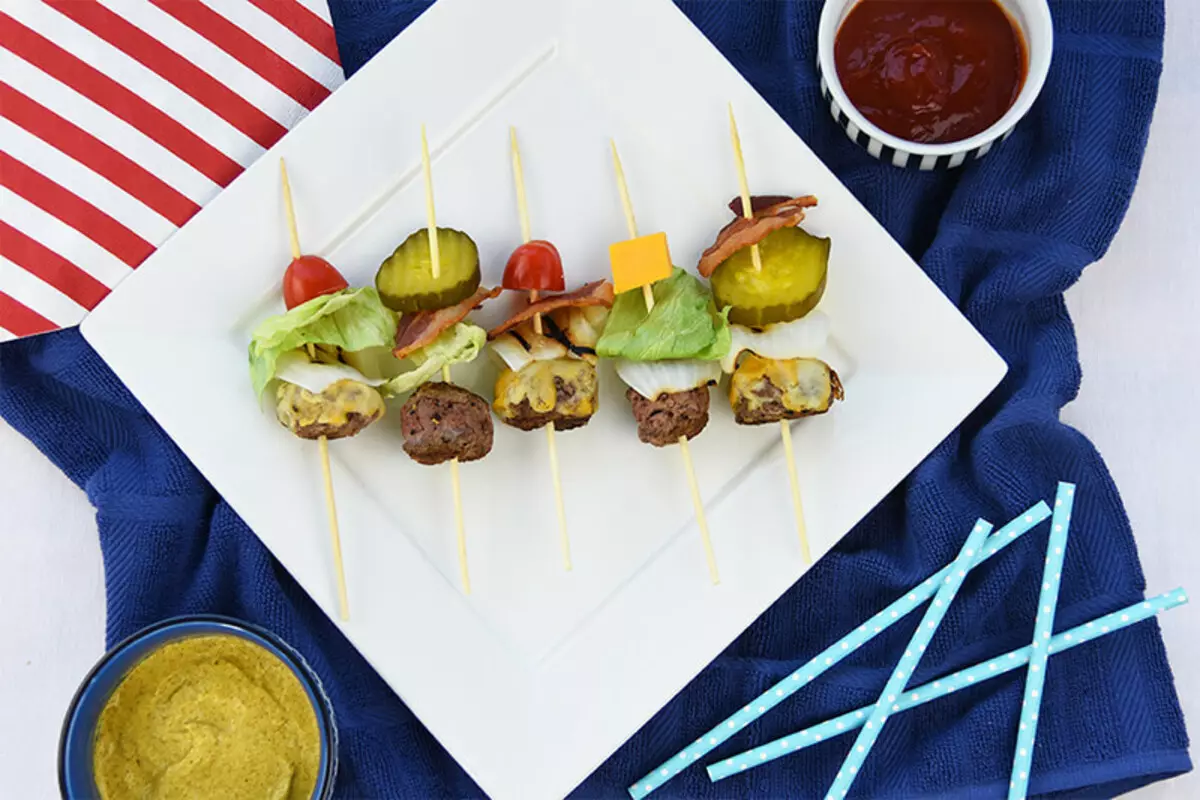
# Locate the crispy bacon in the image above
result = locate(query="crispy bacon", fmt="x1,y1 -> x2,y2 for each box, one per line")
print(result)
697,195 -> 819,278
729,195 -> 793,216
487,280 -> 614,339
393,285 -> 501,359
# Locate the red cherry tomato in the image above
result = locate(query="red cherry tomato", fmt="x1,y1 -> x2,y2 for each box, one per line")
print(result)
502,240 -> 565,292
283,255 -> 348,309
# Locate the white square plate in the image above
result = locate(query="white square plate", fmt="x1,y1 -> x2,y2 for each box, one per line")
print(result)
80,0 -> 1006,797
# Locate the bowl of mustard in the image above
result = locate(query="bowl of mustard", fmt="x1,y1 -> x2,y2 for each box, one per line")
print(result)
59,615 -> 337,800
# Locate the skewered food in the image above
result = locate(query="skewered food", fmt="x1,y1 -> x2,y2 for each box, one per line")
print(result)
489,280 -> 613,432
376,227 -> 482,312
627,385 -> 711,446
502,240 -> 566,292
597,267 -> 729,446
702,197 -> 828,327
605,138 -> 721,583
276,378 -> 386,440
699,194 -> 843,427
728,354 -> 843,425
401,382 -> 494,465
494,359 -> 598,431
250,286 -> 396,440
375,227 -> 498,466
283,255 -> 348,310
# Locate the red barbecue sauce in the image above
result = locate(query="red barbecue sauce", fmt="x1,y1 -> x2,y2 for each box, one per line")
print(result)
834,0 -> 1027,144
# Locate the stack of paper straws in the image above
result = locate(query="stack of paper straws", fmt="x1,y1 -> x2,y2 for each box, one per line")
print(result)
628,482 -> 1188,799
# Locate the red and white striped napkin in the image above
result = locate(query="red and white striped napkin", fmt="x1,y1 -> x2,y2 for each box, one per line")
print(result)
0,0 -> 344,341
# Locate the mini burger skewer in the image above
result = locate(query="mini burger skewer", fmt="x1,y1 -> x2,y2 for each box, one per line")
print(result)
608,140 -> 719,585
509,126 -> 572,570
727,104 -> 810,563
699,108 -> 844,564
279,158 -> 351,620
420,124 -> 472,595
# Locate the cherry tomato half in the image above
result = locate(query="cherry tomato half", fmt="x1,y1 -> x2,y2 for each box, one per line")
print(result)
502,240 -> 565,292
283,255 -> 349,309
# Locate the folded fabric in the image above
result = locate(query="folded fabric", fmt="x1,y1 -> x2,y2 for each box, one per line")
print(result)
0,1 -> 1186,798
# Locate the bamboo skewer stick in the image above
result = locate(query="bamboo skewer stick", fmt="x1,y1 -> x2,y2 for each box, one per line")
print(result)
727,104 -> 812,563
420,126 -> 471,594
421,126 -> 442,282
511,127 -> 572,571
280,159 -> 350,620
610,139 -> 719,585
728,103 -> 763,273
609,141 -> 657,314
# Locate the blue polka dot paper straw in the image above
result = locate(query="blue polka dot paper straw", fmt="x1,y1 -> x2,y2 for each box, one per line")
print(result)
707,588 -> 1189,782
627,502 -> 1050,800
822,520 -> 992,800
1009,482 -> 1074,799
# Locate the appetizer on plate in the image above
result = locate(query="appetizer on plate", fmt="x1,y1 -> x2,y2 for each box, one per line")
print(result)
376,227 -> 499,465
248,160 -> 412,620
602,139 -> 723,584
597,264 -> 729,446
250,281 -> 394,441
489,275 -> 614,432
699,194 -> 843,425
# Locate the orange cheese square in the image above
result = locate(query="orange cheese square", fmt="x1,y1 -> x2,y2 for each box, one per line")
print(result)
608,232 -> 673,294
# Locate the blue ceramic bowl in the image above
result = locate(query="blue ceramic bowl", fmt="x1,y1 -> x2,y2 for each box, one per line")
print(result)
58,615 -> 338,799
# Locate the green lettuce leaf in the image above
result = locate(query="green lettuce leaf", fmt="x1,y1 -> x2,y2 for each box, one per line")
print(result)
596,268 -> 730,361
379,322 -> 487,397
249,288 -> 397,397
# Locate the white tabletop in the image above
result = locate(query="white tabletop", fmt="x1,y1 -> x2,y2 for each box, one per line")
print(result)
2,6 -> 1196,797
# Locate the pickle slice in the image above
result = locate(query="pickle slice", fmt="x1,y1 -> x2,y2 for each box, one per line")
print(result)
710,226 -> 830,327
376,227 -> 481,312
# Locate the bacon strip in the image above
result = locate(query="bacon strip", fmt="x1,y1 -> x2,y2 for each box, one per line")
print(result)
487,280 -> 614,339
729,195 -> 793,216
697,195 -> 819,278
393,285 -> 501,359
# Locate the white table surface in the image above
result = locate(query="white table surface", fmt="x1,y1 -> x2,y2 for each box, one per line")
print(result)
2,4 -> 1196,797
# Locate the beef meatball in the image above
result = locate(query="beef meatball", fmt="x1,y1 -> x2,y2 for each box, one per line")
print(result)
729,354 -> 842,425
275,379 -> 385,440
493,360 -> 598,432
626,386 -> 710,447
400,382 -> 494,465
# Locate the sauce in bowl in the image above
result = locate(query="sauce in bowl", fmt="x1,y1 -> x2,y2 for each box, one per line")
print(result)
834,0 -> 1028,144
91,634 -> 322,800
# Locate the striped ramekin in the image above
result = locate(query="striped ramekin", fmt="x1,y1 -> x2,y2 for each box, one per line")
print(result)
817,0 -> 1054,170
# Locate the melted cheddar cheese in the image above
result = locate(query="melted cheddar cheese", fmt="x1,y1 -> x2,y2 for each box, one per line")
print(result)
493,360 -> 597,419
276,379 -> 385,433
728,353 -> 836,415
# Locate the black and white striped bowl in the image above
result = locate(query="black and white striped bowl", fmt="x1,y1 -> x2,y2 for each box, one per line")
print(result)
816,0 -> 1054,170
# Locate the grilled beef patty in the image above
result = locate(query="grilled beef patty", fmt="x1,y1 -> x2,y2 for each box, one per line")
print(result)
400,382 -> 494,465
626,386 -> 710,447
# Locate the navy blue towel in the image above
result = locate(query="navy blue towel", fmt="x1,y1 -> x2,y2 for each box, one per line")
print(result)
0,1 -> 1188,797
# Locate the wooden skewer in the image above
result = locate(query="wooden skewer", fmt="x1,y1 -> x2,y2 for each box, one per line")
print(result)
727,104 -> 812,563
509,128 -> 544,334
280,158 -> 350,620
421,126 -> 442,282
511,127 -> 572,571
420,127 -> 471,594
727,103 -> 763,273
778,417 -> 811,563
610,139 -> 719,585
609,140 -> 656,313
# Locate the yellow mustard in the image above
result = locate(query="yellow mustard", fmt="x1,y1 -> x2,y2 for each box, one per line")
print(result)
92,634 -> 322,800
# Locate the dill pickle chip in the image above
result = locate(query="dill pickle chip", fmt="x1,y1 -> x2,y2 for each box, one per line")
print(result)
376,227 -> 481,312
711,226 -> 830,327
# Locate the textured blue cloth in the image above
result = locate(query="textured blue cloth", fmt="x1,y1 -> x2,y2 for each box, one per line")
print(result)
0,1 -> 1188,797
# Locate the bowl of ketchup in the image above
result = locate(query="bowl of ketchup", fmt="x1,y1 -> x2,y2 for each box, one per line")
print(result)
818,0 -> 1053,170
